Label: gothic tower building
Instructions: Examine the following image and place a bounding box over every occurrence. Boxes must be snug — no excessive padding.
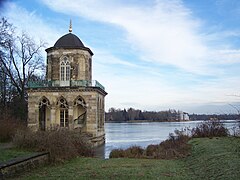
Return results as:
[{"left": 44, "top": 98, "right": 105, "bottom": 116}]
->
[{"left": 27, "top": 23, "right": 107, "bottom": 146}]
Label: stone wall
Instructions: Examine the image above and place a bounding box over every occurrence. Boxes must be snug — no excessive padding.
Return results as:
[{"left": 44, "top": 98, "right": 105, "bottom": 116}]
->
[
  {"left": 46, "top": 49, "right": 92, "bottom": 82},
  {"left": 27, "top": 87, "right": 106, "bottom": 145},
  {"left": 28, "top": 42, "right": 106, "bottom": 147},
  {"left": 0, "top": 152, "right": 49, "bottom": 179}
]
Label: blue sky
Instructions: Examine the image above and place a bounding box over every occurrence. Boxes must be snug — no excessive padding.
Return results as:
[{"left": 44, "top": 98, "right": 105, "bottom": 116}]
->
[{"left": 1, "top": 0, "right": 240, "bottom": 114}]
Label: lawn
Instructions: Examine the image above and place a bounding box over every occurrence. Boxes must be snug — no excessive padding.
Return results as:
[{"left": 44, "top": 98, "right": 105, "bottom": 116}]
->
[
  {"left": 0, "top": 148, "right": 32, "bottom": 163},
  {"left": 9, "top": 137, "right": 240, "bottom": 179},
  {"left": 185, "top": 137, "right": 240, "bottom": 180},
  {"left": 17, "top": 158, "right": 188, "bottom": 180}
]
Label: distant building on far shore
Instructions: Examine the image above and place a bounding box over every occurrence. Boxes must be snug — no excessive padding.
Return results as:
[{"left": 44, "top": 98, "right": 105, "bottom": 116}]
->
[{"left": 178, "top": 111, "right": 190, "bottom": 121}]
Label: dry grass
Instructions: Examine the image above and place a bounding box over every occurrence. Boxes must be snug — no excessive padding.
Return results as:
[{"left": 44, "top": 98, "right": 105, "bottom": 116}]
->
[
  {"left": 151, "top": 131, "right": 191, "bottom": 159},
  {"left": 109, "top": 146, "right": 144, "bottom": 158},
  {"left": 12, "top": 128, "right": 94, "bottom": 162},
  {"left": 191, "top": 120, "right": 229, "bottom": 138},
  {"left": 0, "top": 115, "right": 24, "bottom": 142},
  {"left": 232, "top": 121, "right": 240, "bottom": 137},
  {"left": 110, "top": 130, "right": 191, "bottom": 159},
  {"left": 110, "top": 120, "right": 231, "bottom": 159}
]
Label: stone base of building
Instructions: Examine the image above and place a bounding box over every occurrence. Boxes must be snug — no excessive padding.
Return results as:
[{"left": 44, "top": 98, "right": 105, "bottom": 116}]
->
[
  {"left": 90, "top": 134, "right": 105, "bottom": 147},
  {"left": 27, "top": 86, "right": 106, "bottom": 147}
]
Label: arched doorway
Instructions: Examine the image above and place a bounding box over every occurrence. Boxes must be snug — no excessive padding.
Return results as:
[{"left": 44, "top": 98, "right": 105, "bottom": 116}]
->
[
  {"left": 39, "top": 97, "right": 50, "bottom": 131},
  {"left": 73, "top": 96, "right": 86, "bottom": 128}
]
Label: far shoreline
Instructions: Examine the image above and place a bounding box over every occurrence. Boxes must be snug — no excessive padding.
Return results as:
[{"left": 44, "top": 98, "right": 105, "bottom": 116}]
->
[
  {"left": 106, "top": 120, "right": 193, "bottom": 123},
  {"left": 105, "top": 119, "right": 240, "bottom": 123}
]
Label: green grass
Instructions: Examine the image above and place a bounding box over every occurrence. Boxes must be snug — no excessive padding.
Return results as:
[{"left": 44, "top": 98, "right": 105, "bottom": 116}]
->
[
  {"left": 17, "top": 158, "right": 188, "bottom": 180},
  {"left": 0, "top": 148, "right": 33, "bottom": 163},
  {"left": 185, "top": 137, "right": 240, "bottom": 180},
  {"left": 11, "top": 137, "right": 240, "bottom": 179}
]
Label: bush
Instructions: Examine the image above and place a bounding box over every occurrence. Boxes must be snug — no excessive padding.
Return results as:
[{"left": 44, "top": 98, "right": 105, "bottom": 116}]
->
[
  {"left": 0, "top": 116, "right": 24, "bottom": 142},
  {"left": 124, "top": 146, "right": 144, "bottom": 158},
  {"left": 145, "top": 144, "right": 159, "bottom": 157},
  {"left": 232, "top": 121, "right": 240, "bottom": 137},
  {"left": 110, "top": 130, "right": 191, "bottom": 159},
  {"left": 12, "top": 129, "right": 94, "bottom": 162},
  {"left": 110, "top": 120, "right": 231, "bottom": 160},
  {"left": 154, "top": 131, "right": 191, "bottom": 159},
  {"left": 109, "top": 146, "right": 144, "bottom": 158},
  {"left": 191, "top": 120, "right": 229, "bottom": 138},
  {"left": 109, "top": 149, "right": 126, "bottom": 158}
]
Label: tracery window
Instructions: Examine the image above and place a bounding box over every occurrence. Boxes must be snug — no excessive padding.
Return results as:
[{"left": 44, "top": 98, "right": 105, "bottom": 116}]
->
[
  {"left": 60, "top": 57, "right": 70, "bottom": 82},
  {"left": 74, "top": 96, "right": 86, "bottom": 107},
  {"left": 39, "top": 97, "right": 50, "bottom": 131},
  {"left": 57, "top": 97, "right": 69, "bottom": 127},
  {"left": 39, "top": 97, "right": 50, "bottom": 108}
]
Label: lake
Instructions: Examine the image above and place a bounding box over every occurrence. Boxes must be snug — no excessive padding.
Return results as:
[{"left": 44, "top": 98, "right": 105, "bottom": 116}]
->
[{"left": 101, "top": 120, "right": 239, "bottom": 158}]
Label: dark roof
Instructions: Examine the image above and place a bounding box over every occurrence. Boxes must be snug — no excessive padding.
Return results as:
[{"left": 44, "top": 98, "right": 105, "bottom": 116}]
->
[
  {"left": 46, "top": 32, "right": 94, "bottom": 55},
  {"left": 54, "top": 33, "right": 84, "bottom": 48}
]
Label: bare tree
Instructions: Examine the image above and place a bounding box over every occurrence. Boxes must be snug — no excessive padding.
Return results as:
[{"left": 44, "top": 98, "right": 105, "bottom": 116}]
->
[
  {"left": 0, "top": 17, "right": 45, "bottom": 120},
  {"left": 0, "top": 18, "right": 13, "bottom": 110}
]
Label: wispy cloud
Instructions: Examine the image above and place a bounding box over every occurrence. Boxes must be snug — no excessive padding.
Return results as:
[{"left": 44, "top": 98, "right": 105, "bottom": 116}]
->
[
  {"left": 40, "top": 0, "right": 240, "bottom": 75},
  {"left": 39, "top": 0, "right": 206, "bottom": 73},
  {"left": 3, "top": 2, "right": 62, "bottom": 48},
  {"left": 39, "top": 0, "right": 240, "bottom": 112},
  {"left": 3, "top": 0, "right": 240, "bottom": 113}
]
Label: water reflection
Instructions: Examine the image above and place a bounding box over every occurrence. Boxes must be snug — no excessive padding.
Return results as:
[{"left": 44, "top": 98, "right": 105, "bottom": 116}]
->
[{"left": 102, "top": 120, "right": 238, "bottom": 158}]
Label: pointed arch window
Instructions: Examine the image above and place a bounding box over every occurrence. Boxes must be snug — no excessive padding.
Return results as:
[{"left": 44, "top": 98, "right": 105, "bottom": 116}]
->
[
  {"left": 57, "top": 97, "right": 69, "bottom": 127},
  {"left": 39, "top": 97, "right": 50, "bottom": 108},
  {"left": 60, "top": 57, "right": 70, "bottom": 86},
  {"left": 39, "top": 97, "right": 50, "bottom": 131},
  {"left": 73, "top": 96, "right": 86, "bottom": 127},
  {"left": 74, "top": 96, "right": 86, "bottom": 107}
]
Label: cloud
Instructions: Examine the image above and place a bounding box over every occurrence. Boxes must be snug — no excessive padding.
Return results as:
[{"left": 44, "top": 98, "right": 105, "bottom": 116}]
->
[
  {"left": 39, "top": 0, "right": 240, "bottom": 72},
  {"left": 3, "top": 2, "right": 62, "bottom": 49},
  {"left": 39, "top": 0, "right": 231, "bottom": 74},
  {"left": 3, "top": 0, "right": 240, "bottom": 113},
  {"left": 94, "top": 55, "right": 240, "bottom": 113}
]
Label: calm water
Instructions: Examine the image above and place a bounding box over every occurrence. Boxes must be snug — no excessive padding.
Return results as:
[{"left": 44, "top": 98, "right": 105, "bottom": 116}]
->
[{"left": 102, "top": 120, "right": 238, "bottom": 158}]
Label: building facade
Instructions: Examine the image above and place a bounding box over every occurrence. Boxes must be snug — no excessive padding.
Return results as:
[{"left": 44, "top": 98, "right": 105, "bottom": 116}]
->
[{"left": 27, "top": 25, "right": 107, "bottom": 146}]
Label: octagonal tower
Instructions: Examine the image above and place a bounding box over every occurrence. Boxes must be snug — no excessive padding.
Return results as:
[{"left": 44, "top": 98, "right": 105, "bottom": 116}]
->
[{"left": 27, "top": 22, "right": 107, "bottom": 146}]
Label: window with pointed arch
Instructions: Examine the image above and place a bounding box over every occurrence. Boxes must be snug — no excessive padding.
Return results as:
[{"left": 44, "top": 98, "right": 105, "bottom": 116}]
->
[
  {"left": 39, "top": 97, "right": 50, "bottom": 131},
  {"left": 60, "top": 56, "right": 70, "bottom": 82},
  {"left": 57, "top": 98, "right": 69, "bottom": 127}
]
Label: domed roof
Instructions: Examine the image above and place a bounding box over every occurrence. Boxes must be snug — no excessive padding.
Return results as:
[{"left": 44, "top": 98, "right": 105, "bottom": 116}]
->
[{"left": 54, "top": 33, "right": 84, "bottom": 48}]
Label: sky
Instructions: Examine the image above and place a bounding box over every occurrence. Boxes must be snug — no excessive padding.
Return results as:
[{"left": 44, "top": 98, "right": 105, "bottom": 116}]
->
[{"left": 1, "top": 0, "right": 240, "bottom": 114}]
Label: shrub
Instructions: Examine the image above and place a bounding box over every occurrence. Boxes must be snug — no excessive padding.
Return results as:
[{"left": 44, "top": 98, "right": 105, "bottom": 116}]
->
[
  {"left": 12, "top": 129, "right": 94, "bottom": 162},
  {"left": 232, "top": 121, "right": 240, "bottom": 137},
  {"left": 109, "top": 149, "right": 126, "bottom": 158},
  {"left": 109, "top": 120, "right": 231, "bottom": 160},
  {"left": 109, "top": 146, "right": 144, "bottom": 158},
  {"left": 155, "top": 131, "right": 191, "bottom": 159},
  {"left": 124, "top": 146, "right": 144, "bottom": 158},
  {"left": 191, "top": 120, "right": 229, "bottom": 138},
  {"left": 110, "top": 130, "right": 191, "bottom": 159},
  {"left": 145, "top": 144, "right": 159, "bottom": 157},
  {"left": 0, "top": 116, "right": 24, "bottom": 142}
]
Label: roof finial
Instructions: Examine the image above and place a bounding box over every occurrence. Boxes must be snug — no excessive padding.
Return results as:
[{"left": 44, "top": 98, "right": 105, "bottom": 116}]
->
[{"left": 69, "top": 19, "right": 72, "bottom": 33}]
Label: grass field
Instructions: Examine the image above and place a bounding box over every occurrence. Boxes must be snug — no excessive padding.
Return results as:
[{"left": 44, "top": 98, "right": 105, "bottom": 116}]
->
[
  {"left": 0, "top": 148, "right": 32, "bottom": 163},
  {"left": 185, "top": 137, "right": 240, "bottom": 179},
  {"left": 11, "top": 137, "right": 240, "bottom": 180}
]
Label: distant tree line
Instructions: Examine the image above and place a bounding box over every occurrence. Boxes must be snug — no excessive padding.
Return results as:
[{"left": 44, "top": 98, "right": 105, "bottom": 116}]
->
[
  {"left": 105, "top": 107, "right": 186, "bottom": 122},
  {"left": 105, "top": 107, "right": 239, "bottom": 122},
  {"left": 0, "top": 17, "right": 45, "bottom": 121},
  {"left": 189, "top": 114, "right": 239, "bottom": 121}
]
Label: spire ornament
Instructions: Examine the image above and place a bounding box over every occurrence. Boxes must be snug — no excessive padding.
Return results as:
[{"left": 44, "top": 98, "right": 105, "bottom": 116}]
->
[{"left": 69, "top": 19, "right": 72, "bottom": 33}]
